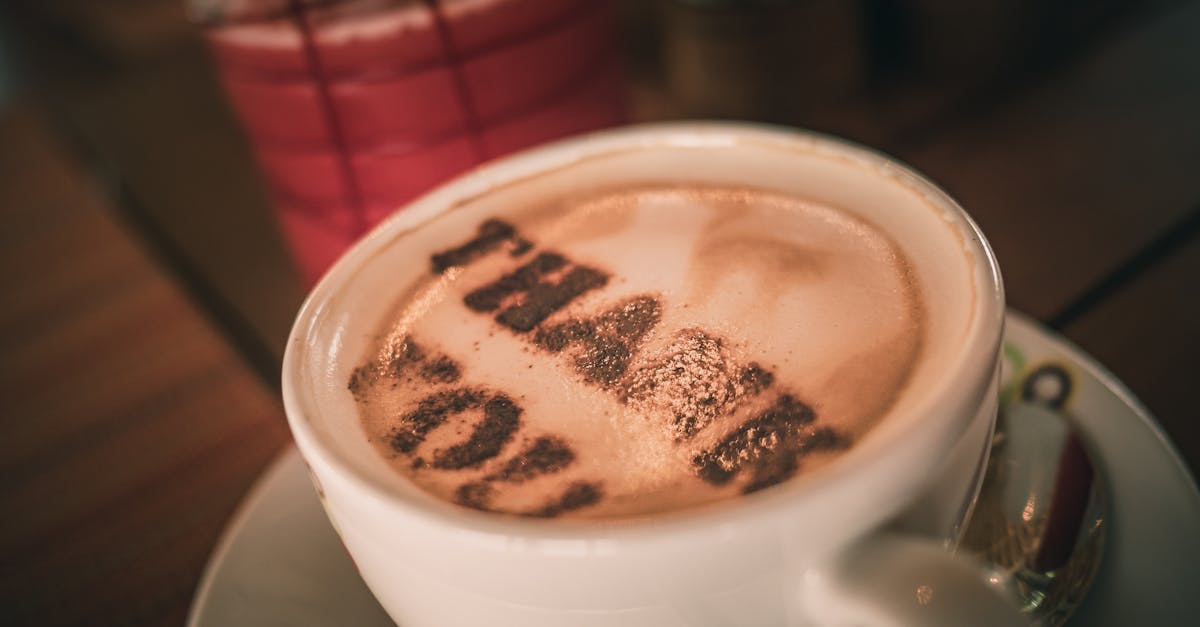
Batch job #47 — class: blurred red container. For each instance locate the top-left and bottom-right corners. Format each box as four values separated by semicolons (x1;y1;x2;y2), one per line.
192;0;627;283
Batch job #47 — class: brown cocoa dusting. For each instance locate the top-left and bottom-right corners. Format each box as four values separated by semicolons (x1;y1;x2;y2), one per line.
739;363;774;394
741;446;799;493
575;335;633;385
621;329;772;439
693;394;815;484
743;428;848;493
430;219;517;273
352;337;465;400
347;363;376;400
601;295;662;339
534;319;596;353
486;436;575;483
464;252;567;312
349;337;427;399
419;356;461;383
535;295;662;385
431;394;523;469
382;336;426;376
509;237;533;256
495;265;609;333
692;394;848;490
526;481;603;518
455;482;493;510
388;388;484;454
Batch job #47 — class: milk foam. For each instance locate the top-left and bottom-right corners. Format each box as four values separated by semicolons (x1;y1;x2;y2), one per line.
350;184;925;519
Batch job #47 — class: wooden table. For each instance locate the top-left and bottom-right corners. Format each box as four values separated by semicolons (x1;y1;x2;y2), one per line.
0;105;290;626
2;1;1198;625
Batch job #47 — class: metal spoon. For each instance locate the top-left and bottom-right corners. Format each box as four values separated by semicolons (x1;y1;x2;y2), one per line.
958;369;1108;626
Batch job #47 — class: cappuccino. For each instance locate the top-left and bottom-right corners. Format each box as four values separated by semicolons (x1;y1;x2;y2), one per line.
349;184;925;519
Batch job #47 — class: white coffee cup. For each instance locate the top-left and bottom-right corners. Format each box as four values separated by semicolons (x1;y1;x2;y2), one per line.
282;123;1016;626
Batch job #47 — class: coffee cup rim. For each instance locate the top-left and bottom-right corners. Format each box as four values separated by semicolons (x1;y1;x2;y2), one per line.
282;121;1005;545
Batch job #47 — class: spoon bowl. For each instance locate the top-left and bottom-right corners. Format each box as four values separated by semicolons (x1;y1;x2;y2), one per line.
960;396;1108;626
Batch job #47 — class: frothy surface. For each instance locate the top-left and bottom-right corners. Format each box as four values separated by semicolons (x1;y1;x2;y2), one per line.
350;184;925;519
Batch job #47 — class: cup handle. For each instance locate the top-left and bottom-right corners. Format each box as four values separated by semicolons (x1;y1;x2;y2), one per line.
799;533;1030;627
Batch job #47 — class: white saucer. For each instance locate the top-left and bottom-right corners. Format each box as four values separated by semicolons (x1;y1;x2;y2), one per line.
187;311;1200;626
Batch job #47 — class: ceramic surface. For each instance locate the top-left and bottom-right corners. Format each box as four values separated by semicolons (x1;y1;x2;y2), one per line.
188;312;1200;626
